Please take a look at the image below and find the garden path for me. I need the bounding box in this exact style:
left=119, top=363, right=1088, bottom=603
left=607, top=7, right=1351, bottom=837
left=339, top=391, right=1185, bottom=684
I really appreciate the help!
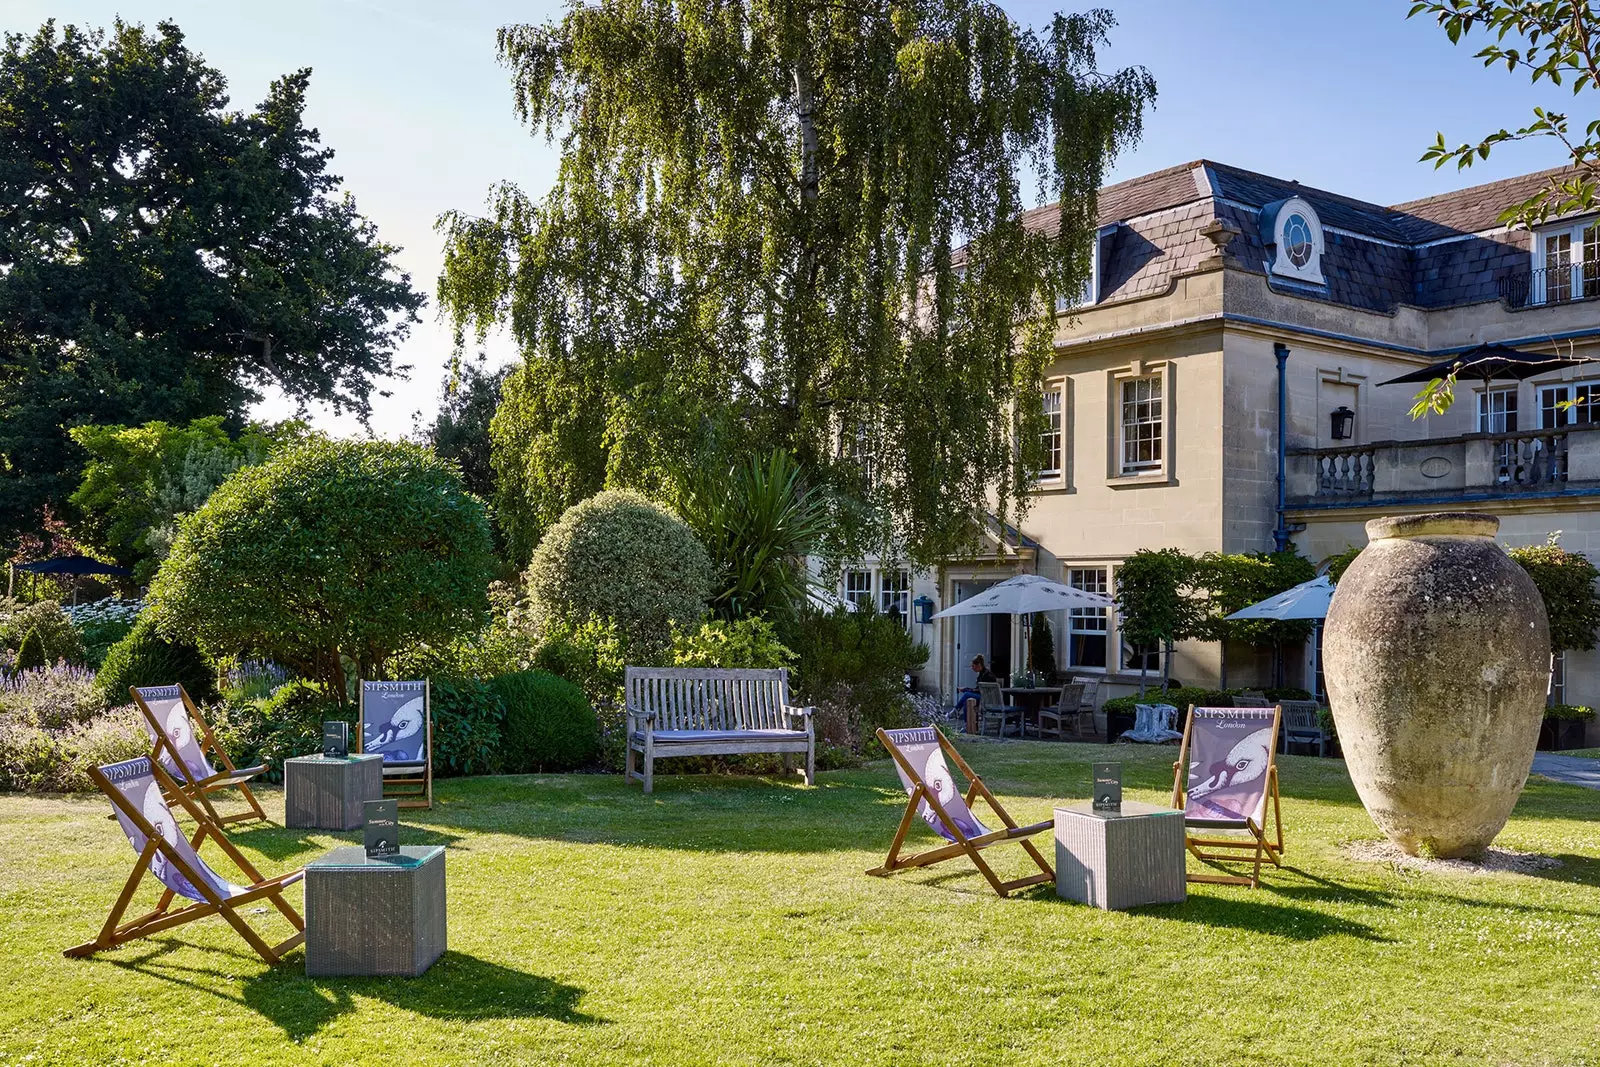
left=1530, top=753, right=1600, bottom=791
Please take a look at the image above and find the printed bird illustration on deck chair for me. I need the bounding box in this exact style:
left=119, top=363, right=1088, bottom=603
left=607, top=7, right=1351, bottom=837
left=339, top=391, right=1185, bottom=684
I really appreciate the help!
left=1172, top=705, right=1285, bottom=888
left=867, top=725, right=1054, bottom=897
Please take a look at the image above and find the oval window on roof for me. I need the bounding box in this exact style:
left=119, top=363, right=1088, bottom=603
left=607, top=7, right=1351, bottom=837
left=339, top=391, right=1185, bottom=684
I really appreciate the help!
left=1285, top=213, right=1315, bottom=268
left=1262, top=196, right=1325, bottom=284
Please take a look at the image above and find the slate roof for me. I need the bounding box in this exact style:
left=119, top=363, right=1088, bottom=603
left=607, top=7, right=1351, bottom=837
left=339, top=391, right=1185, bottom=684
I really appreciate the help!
left=1031, top=159, right=1577, bottom=313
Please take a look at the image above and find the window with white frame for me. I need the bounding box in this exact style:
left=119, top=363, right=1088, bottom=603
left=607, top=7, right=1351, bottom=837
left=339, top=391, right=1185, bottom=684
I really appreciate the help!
left=1478, top=387, right=1518, bottom=433
left=1540, top=381, right=1600, bottom=428
left=1066, top=567, right=1108, bottom=669
left=879, top=570, right=910, bottom=626
left=1533, top=220, right=1600, bottom=304
left=1119, top=375, right=1163, bottom=474
left=1478, top=387, right=1519, bottom=482
left=1054, top=234, right=1100, bottom=313
left=843, top=569, right=873, bottom=611
left=842, top=421, right=876, bottom=486
left=1040, top=385, right=1064, bottom=480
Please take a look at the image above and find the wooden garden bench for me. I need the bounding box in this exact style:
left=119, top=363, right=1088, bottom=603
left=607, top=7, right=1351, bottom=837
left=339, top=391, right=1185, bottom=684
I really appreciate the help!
left=624, top=667, right=815, bottom=793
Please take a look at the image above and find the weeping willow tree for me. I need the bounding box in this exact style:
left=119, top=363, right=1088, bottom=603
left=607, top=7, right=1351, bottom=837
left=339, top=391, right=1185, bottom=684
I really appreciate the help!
left=438, top=1, right=1154, bottom=565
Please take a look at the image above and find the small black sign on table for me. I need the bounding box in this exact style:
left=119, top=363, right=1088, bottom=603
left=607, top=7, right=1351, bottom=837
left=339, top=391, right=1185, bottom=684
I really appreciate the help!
left=1092, top=762, right=1122, bottom=812
left=322, top=721, right=349, bottom=760
left=364, top=799, right=399, bottom=859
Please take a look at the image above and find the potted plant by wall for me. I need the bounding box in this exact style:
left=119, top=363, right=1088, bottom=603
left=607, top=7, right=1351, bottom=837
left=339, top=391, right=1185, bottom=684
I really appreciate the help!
left=1539, top=704, right=1595, bottom=752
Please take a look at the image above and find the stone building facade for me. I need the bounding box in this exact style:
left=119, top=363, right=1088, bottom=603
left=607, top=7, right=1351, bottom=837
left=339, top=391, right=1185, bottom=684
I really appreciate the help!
left=842, top=160, right=1600, bottom=728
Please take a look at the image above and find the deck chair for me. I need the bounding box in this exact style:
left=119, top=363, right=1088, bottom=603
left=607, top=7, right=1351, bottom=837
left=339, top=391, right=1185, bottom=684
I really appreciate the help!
left=866, top=726, right=1054, bottom=898
left=1171, top=705, right=1284, bottom=888
left=359, top=679, right=432, bottom=809
left=131, top=684, right=267, bottom=826
left=65, top=756, right=305, bottom=963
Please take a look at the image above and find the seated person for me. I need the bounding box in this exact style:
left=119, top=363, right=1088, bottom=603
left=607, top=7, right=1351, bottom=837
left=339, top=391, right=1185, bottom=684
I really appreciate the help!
left=954, top=655, right=999, bottom=727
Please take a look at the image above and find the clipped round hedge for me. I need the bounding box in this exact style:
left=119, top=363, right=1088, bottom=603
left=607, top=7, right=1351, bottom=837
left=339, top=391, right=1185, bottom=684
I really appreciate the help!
left=147, top=438, right=493, bottom=694
left=489, top=670, right=598, bottom=772
left=97, top=614, right=215, bottom=705
left=526, top=489, right=712, bottom=658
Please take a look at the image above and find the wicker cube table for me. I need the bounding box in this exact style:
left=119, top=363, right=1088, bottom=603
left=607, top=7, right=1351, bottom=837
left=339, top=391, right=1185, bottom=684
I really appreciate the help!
left=1054, top=799, right=1186, bottom=910
left=285, top=754, right=383, bottom=831
left=305, top=846, right=446, bottom=977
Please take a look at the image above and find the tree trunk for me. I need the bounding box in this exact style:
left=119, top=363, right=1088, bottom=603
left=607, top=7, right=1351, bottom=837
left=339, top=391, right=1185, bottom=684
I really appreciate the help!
left=1162, top=636, right=1173, bottom=690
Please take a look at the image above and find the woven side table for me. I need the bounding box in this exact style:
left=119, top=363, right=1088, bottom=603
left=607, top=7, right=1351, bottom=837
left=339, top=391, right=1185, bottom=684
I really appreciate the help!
left=1054, top=800, right=1186, bottom=910
left=285, top=754, right=383, bottom=831
left=305, top=846, right=446, bottom=977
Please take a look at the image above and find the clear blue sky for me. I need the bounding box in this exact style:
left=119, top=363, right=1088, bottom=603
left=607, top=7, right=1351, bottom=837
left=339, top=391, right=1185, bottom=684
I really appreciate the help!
left=4, top=0, right=1572, bottom=438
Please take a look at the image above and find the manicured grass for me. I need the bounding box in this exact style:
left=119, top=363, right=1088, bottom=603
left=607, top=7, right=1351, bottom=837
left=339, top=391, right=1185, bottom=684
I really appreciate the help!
left=3, top=740, right=1599, bottom=1066
left=1565, top=747, right=1600, bottom=759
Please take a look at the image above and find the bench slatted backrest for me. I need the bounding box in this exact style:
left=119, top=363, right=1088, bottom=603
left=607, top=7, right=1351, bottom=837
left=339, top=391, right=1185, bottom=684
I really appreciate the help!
left=626, top=667, right=792, bottom=731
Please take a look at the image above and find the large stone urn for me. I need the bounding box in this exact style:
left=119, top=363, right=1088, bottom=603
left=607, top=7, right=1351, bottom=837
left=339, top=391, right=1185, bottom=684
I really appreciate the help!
left=1323, top=512, right=1549, bottom=858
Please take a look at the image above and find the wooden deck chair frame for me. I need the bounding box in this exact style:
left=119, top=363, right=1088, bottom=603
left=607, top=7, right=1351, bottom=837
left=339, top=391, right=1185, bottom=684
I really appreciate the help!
left=131, top=684, right=267, bottom=827
left=65, top=759, right=305, bottom=964
left=358, top=679, right=433, bottom=810
left=866, top=726, right=1055, bottom=898
left=1171, top=704, right=1285, bottom=888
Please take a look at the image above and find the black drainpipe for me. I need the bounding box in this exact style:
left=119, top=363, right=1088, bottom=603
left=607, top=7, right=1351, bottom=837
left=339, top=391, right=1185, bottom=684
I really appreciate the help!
left=1273, top=342, right=1290, bottom=553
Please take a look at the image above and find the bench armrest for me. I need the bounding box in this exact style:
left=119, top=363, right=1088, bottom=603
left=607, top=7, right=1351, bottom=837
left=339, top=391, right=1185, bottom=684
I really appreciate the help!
left=625, top=708, right=657, bottom=735
left=782, top=705, right=816, bottom=732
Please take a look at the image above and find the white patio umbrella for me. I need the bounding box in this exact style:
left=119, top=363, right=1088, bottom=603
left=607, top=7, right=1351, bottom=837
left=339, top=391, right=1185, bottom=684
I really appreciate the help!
left=1225, top=575, right=1334, bottom=697
left=1224, top=575, right=1333, bottom=621
left=930, top=573, right=1114, bottom=618
left=932, top=574, right=1114, bottom=677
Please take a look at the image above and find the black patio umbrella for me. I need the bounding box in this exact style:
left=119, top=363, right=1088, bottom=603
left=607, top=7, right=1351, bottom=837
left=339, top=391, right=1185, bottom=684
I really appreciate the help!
left=9, top=555, right=131, bottom=603
left=1377, top=342, right=1598, bottom=387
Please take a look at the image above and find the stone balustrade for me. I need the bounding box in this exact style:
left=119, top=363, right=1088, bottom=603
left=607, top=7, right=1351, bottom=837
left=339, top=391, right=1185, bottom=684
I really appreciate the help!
left=1288, top=424, right=1600, bottom=505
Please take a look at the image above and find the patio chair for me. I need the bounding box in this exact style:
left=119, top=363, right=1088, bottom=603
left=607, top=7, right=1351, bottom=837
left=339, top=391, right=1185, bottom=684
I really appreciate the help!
left=977, top=681, right=1024, bottom=738
left=866, top=725, right=1054, bottom=898
left=358, top=680, right=432, bottom=809
left=131, top=684, right=267, bottom=827
left=1232, top=694, right=1272, bottom=708
left=64, top=755, right=305, bottom=963
left=1037, top=683, right=1088, bottom=741
left=1279, top=700, right=1327, bottom=756
left=1171, top=705, right=1284, bottom=888
left=1070, top=675, right=1103, bottom=736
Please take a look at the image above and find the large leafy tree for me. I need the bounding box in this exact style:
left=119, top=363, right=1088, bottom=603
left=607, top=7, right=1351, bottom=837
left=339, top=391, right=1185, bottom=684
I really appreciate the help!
left=147, top=439, right=494, bottom=702
left=1407, top=1, right=1600, bottom=418
left=424, top=355, right=510, bottom=500
left=0, top=20, right=425, bottom=546
left=439, top=1, right=1153, bottom=564
left=67, top=416, right=308, bottom=582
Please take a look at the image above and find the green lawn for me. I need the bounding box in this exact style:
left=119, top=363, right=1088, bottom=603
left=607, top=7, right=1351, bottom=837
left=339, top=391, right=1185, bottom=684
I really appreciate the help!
left=3, top=741, right=1599, bottom=1066
left=1565, top=748, right=1600, bottom=759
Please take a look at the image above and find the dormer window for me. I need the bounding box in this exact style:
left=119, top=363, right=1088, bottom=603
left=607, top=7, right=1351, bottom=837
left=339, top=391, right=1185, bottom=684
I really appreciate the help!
left=1259, top=196, right=1325, bottom=285
left=1531, top=220, right=1600, bottom=305
left=1054, top=226, right=1107, bottom=313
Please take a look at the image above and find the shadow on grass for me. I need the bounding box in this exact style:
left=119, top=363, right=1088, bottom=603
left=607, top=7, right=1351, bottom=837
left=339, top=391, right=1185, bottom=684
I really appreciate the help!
left=109, top=942, right=603, bottom=1039
left=1152, top=893, right=1392, bottom=942
left=222, top=821, right=465, bottom=861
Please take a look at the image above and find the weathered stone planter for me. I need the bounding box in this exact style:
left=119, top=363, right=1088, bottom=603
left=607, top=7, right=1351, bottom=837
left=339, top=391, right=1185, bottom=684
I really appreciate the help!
left=1323, top=512, right=1550, bottom=858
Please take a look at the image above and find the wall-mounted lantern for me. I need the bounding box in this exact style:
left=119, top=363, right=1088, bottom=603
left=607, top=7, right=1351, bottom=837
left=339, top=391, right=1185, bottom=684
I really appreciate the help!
left=912, top=595, right=935, bottom=625
left=1330, top=406, right=1355, bottom=441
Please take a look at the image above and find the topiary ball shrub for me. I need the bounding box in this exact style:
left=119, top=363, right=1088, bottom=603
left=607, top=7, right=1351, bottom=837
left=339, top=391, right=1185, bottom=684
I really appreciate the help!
left=526, top=489, right=713, bottom=661
left=147, top=438, right=494, bottom=701
left=97, top=614, right=216, bottom=706
left=489, top=670, right=599, bottom=772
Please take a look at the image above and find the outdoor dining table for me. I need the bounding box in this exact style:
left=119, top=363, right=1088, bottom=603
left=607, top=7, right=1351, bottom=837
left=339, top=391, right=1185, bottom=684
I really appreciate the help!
left=1002, top=686, right=1063, bottom=736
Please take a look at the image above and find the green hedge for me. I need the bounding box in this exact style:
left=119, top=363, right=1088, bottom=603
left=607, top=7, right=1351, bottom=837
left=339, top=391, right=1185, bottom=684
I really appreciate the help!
left=96, top=615, right=215, bottom=705
left=489, top=670, right=599, bottom=772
